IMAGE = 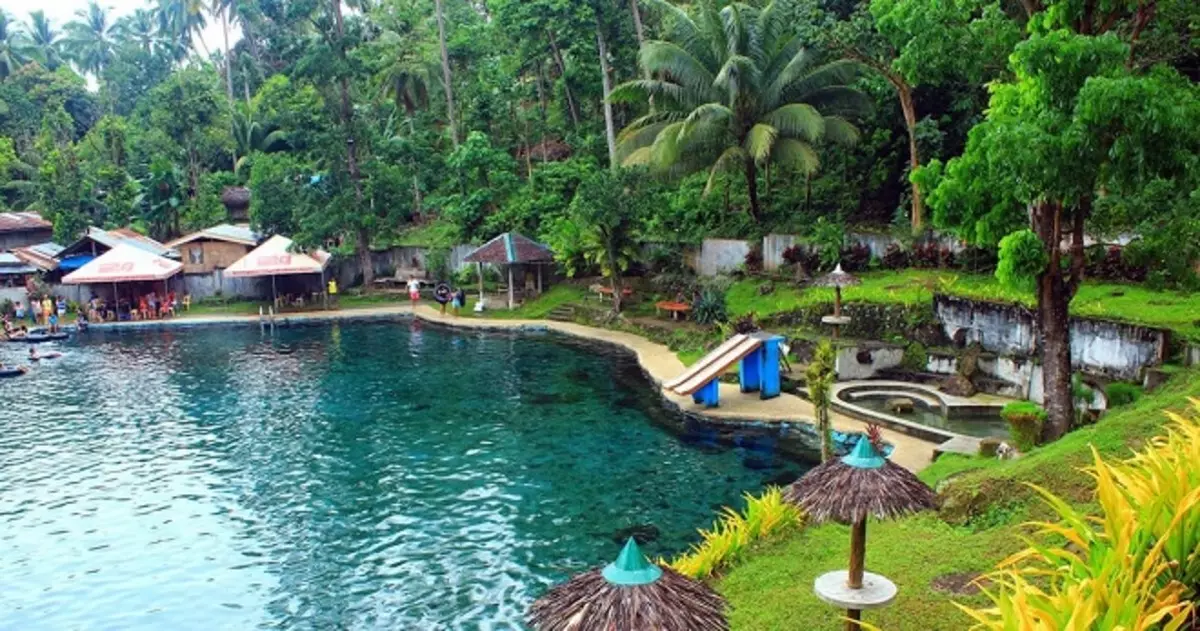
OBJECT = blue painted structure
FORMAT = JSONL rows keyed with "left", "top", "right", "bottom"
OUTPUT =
{"left": 697, "top": 332, "right": 785, "bottom": 408}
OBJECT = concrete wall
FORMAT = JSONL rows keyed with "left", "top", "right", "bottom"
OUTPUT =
{"left": 762, "top": 234, "right": 798, "bottom": 272}
{"left": 0, "top": 286, "right": 25, "bottom": 309}
{"left": 0, "top": 228, "right": 53, "bottom": 251}
{"left": 933, "top": 294, "right": 1166, "bottom": 381}
{"left": 698, "top": 239, "right": 751, "bottom": 276}
{"left": 182, "top": 271, "right": 267, "bottom": 300}
{"left": 834, "top": 345, "right": 905, "bottom": 380}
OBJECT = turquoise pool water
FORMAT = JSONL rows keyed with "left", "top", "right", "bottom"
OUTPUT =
{"left": 0, "top": 321, "right": 807, "bottom": 629}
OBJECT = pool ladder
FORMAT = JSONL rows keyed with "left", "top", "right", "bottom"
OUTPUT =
{"left": 259, "top": 306, "right": 277, "bottom": 332}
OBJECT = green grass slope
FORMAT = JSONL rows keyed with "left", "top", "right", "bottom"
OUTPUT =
{"left": 718, "top": 366, "right": 1200, "bottom": 630}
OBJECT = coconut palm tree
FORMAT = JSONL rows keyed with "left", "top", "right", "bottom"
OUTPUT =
{"left": 155, "top": 0, "right": 208, "bottom": 59}
{"left": 114, "top": 9, "right": 160, "bottom": 53}
{"left": 611, "top": 0, "right": 872, "bottom": 222}
{"left": 65, "top": 2, "right": 117, "bottom": 76}
{"left": 26, "top": 11, "right": 65, "bottom": 70}
{"left": 0, "top": 10, "right": 31, "bottom": 78}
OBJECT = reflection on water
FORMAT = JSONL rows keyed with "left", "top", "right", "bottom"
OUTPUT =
{"left": 0, "top": 322, "right": 806, "bottom": 629}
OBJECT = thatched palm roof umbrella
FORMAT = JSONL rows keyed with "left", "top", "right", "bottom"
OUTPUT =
{"left": 783, "top": 428, "right": 937, "bottom": 630}
{"left": 528, "top": 537, "right": 729, "bottom": 631}
{"left": 814, "top": 264, "right": 860, "bottom": 338}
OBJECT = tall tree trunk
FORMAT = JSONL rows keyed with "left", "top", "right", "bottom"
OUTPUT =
{"left": 221, "top": 9, "right": 234, "bottom": 101}
{"left": 896, "top": 80, "right": 924, "bottom": 233}
{"left": 243, "top": 75, "right": 251, "bottom": 105}
{"left": 1032, "top": 200, "right": 1076, "bottom": 441}
{"left": 744, "top": 159, "right": 761, "bottom": 222}
{"left": 331, "top": 0, "right": 372, "bottom": 286}
{"left": 628, "top": 0, "right": 652, "bottom": 110}
{"left": 595, "top": 13, "right": 618, "bottom": 171}
{"left": 534, "top": 60, "right": 549, "bottom": 123}
{"left": 546, "top": 31, "right": 581, "bottom": 127}
{"left": 434, "top": 0, "right": 458, "bottom": 147}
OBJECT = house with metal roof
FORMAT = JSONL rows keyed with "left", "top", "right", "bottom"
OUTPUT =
{"left": 0, "top": 212, "right": 53, "bottom": 251}
{"left": 53, "top": 227, "right": 180, "bottom": 277}
{"left": 11, "top": 242, "right": 64, "bottom": 273}
{"left": 166, "top": 224, "right": 261, "bottom": 276}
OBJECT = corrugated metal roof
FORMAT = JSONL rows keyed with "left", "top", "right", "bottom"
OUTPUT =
{"left": 166, "top": 224, "right": 260, "bottom": 248}
{"left": 12, "top": 242, "right": 63, "bottom": 271}
{"left": 60, "top": 227, "right": 179, "bottom": 259}
{"left": 0, "top": 251, "right": 38, "bottom": 274}
{"left": 0, "top": 211, "right": 52, "bottom": 233}
{"left": 463, "top": 232, "right": 554, "bottom": 265}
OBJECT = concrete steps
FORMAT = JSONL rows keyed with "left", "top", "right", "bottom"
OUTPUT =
{"left": 547, "top": 305, "right": 576, "bottom": 322}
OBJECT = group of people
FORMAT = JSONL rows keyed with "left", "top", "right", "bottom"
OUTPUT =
{"left": 81, "top": 292, "right": 185, "bottom": 323}
{"left": 12, "top": 295, "right": 69, "bottom": 333}
{"left": 407, "top": 276, "right": 467, "bottom": 317}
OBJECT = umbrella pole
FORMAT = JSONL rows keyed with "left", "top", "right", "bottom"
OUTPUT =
{"left": 845, "top": 517, "right": 867, "bottom": 630}
{"left": 477, "top": 262, "right": 484, "bottom": 303}
{"left": 833, "top": 286, "right": 843, "bottom": 339}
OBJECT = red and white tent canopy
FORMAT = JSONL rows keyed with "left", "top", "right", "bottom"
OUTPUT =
{"left": 225, "top": 235, "right": 330, "bottom": 278}
{"left": 62, "top": 243, "right": 182, "bottom": 284}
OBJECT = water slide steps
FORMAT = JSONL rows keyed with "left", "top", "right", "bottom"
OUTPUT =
{"left": 664, "top": 334, "right": 765, "bottom": 396}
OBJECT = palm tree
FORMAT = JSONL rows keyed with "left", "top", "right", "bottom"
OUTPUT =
{"left": 433, "top": 0, "right": 457, "bottom": 147}
{"left": 231, "top": 105, "right": 289, "bottom": 175}
{"left": 65, "top": 2, "right": 117, "bottom": 76}
{"left": 155, "top": 0, "right": 208, "bottom": 58}
{"left": 211, "top": 0, "right": 239, "bottom": 101}
{"left": 26, "top": 11, "right": 65, "bottom": 70}
{"left": 0, "top": 10, "right": 31, "bottom": 78}
{"left": 611, "top": 0, "right": 872, "bottom": 222}
{"left": 114, "top": 9, "right": 160, "bottom": 53}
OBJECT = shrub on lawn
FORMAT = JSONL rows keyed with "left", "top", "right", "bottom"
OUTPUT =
{"left": 669, "top": 487, "right": 804, "bottom": 580}
{"left": 1000, "top": 401, "right": 1047, "bottom": 452}
{"left": 691, "top": 288, "right": 728, "bottom": 325}
{"left": 960, "top": 402, "right": 1200, "bottom": 629}
{"left": 744, "top": 246, "right": 763, "bottom": 273}
{"left": 881, "top": 243, "right": 909, "bottom": 269}
{"left": 1106, "top": 382, "right": 1143, "bottom": 407}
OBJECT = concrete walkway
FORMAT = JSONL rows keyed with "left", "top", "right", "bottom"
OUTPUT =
{"left": 87, "top": 303, "right": 940, "bottom": 472}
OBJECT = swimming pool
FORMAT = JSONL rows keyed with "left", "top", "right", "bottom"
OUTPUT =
{"left": 0, "top": 321, "right": 807, "bottom": 629}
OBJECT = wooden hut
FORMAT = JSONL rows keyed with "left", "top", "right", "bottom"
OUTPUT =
{"left": 462, "top": 232, "right": 554, "bottom": 309}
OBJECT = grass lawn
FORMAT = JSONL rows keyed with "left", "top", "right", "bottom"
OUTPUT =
{"left": 725, "top": 270, "right": 1200, "bottom": 340}
{"left": 717, "top": 365, "right": 1200, "bottom": 630}
{"left": 181, "top": 292, "right": 414, "bottom": 318}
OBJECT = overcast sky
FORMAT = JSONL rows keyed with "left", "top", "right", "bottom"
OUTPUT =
{"left": 0, "top": 0, "right": 239, "bottom": 59}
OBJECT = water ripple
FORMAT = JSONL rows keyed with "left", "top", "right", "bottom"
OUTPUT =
{"left": 0, "top": 322, "right": 806, "bottom": 629}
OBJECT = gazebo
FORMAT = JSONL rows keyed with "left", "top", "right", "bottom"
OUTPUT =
{"left": 814, "top": 264, "right": 860, "bottom": 339}
{"left": 62, "top": 243, "right": 183, "bottom": 307}
{"left": 783, "top": 427, "right": 938, "bottom": 630}
{"left": 528, "top": 537, "right": 728, "bottom": 631}
{"left": 225, "top": 235, "right": 331, "bottom": 305}
{"left": 462, "top": 232, "right": 554, "bottom": 309}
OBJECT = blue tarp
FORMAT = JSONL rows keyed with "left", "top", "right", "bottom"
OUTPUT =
{"left": 57, "top": 254, "right": 96, "bottom": 271}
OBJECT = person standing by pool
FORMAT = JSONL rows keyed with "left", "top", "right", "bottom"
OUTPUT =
{"left": 433, "top": 283, "right": 451, "bottom": 316}
{"left": 41, "top": 295, "right": 52, "bottom": 327}
{"left": 56, "top": 296, "right": 66, "bottom": 323}
{"left": 407, "top": 276, "right": 421, "bottom": 309}
{"left": 452, "top": 287, "right": 466, "bottom": 317}
{"left": 327, "top": 278, "right": 339, "bottom": 308}
{"left": 14, "top": 300, "right": 24, "bottom": 321}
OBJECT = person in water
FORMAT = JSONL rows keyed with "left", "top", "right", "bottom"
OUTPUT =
{"left": 452, "top": 287, "right": 466, "bottom": 317}
{"left": 29, "top": 347, "right": 62, "bottom": 361}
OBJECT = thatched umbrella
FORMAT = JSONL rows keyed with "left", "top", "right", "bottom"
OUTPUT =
{"left": 783, "top": 428, "right": 937, "bottom": 630}
{"left": 528, "top": 537, "right": 729, "bottom": 631}
{"left": 814, "top": 264, "right": 860, "bottom": 338}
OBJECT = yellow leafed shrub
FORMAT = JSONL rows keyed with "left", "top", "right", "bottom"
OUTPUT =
{"left": 959, "top": 400, "right": 1200, "bottom": 630}
{"left": 668, "top": 486, "right": 804, "bottom": 580}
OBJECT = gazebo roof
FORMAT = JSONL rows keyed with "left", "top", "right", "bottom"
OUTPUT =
{"left": 783, "top": 434, "right": 938, "bottom": 524}
{"left": 463, "top": 232, "right": 553, "bottom": 265}
{"left": 225, "top": 235, "right": 330, "bottom": 278}
{"left": 528, "top": 538, "right": 728, "bottom": 631}
{"left": 813, "top": 264, "right": 861, "bottom": 288}
{"left": 61, "top": 243, "right": 182, "bottom": 284}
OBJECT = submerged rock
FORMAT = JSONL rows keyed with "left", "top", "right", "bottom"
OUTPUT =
{"left": 886, "top": 397, "right": 915, "bottom": 414}
{"left": 612, "top": 523, "right": 660, "bottom": 544}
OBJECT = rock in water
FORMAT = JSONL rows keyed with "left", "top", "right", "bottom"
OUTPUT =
{"left": 886, "top": 397, "right": 915, "bottom": 414}
{"left": 612, "top": 524, "right": 660, "bottom": 544}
